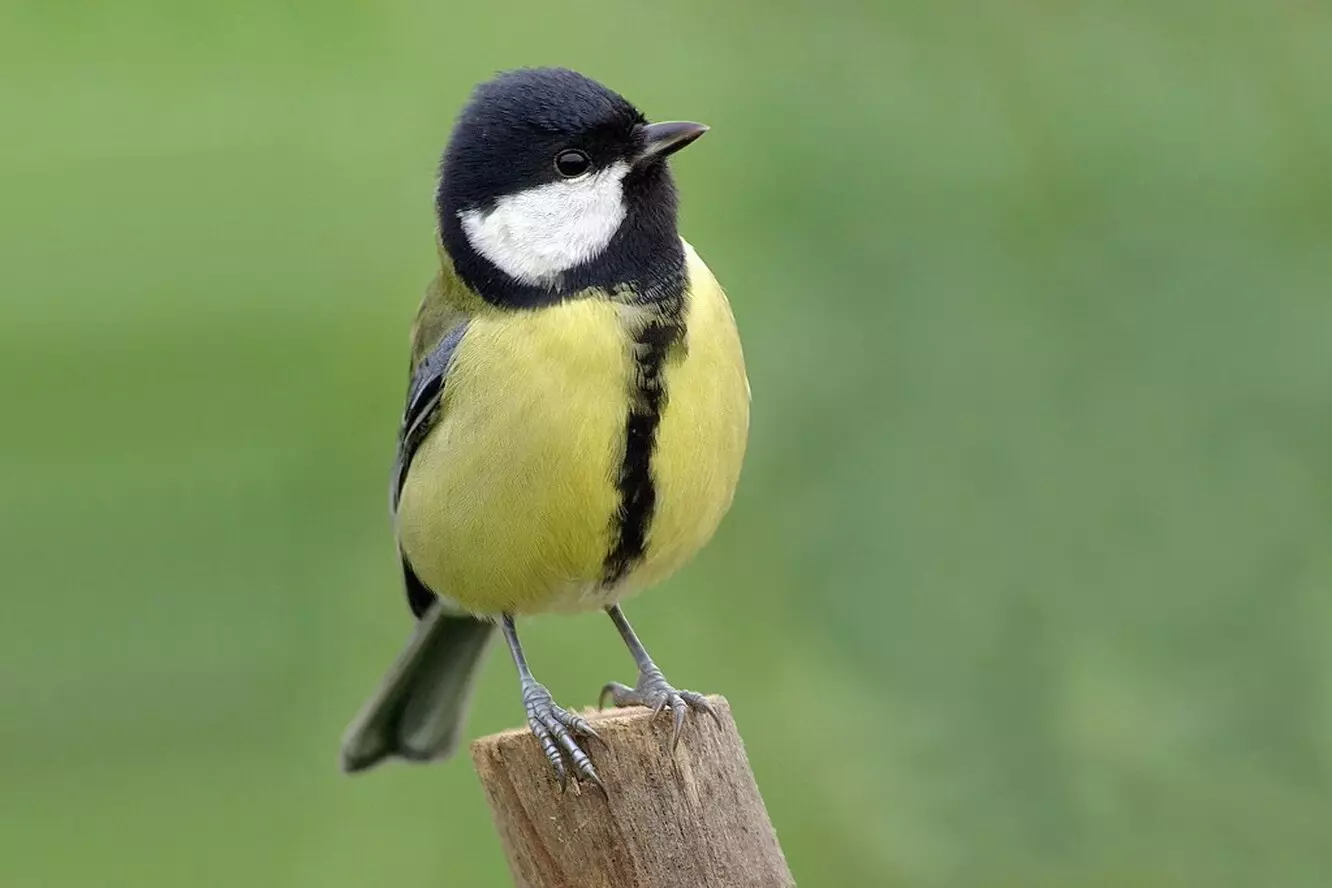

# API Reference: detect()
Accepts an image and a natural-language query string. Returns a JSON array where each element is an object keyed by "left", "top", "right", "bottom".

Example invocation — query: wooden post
[{"left": 471, "top": 696, "right": 795, "bottom": 888}]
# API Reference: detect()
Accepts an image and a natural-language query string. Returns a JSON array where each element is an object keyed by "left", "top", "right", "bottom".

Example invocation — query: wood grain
[{"left": 471, "top": 696, "right": 794, "bottom": 888}]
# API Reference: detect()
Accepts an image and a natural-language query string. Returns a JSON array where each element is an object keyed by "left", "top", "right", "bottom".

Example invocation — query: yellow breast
[
  {"left": 395, "top": 243, "right": 749, "bottom": 615},
  {"left": 396, "top": 296, "right": 628, "bottom": 614}
]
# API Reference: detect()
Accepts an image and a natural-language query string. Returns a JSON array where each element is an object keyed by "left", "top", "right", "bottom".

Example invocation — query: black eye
[{"left": 554, "top": 149, "right": 592, "bottom": 178}]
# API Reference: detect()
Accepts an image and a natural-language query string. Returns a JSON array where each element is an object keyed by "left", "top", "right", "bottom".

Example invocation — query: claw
[
  {"left": 670, "top": 698, "right": 687, "bottom": 750},
  {"left": 522, "top": 681, "right": 601, "bottom": 791},
  {"left": 600, "top": 667, "right": 716, "bottom": 751},
  {"left": 573, "top": 718, "right": 608, "bottom": 749},
  {"left": 578, "top": 762, "right": 607, "bottom": 796},
  {"left": 681, "top": 690, "right": 722, "bottom": 729},
  {"left": 599, "top": 681, "right": 629, "bottom": 711}
]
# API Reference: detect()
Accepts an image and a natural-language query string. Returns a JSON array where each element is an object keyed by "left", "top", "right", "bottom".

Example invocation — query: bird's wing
[
  {"left": 390, "top": 319, "right": 469, "bottom": 617},
  {"left": 389, "top": 255, "right": 478, "bottom": 618},
  {"left": 390, "top": 320, "right": 468, "bottom": 514}
]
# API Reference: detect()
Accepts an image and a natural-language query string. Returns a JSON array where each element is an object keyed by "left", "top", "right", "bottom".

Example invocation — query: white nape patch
[{"left": 459, "top": 161, "right": 630, "bottom": 286}]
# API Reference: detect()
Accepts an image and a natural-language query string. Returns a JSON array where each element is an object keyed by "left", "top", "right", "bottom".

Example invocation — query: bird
[{"left": 340, "top": 67, "right": 750, "bottom": 789}]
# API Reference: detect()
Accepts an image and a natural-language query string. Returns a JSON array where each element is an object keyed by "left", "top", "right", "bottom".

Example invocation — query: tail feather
[{"left": 340, "top": 606, "right": 494, "bottom": 773}]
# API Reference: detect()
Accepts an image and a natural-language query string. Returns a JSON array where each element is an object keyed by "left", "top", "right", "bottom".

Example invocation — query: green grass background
[{"left": 2, "top": 1, "right": 1330, "bottom": 886}]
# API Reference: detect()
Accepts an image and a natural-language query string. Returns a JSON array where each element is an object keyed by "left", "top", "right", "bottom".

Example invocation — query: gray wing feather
[
  {"left": 390, "top": 321, "right": 469, "bottom": 618},
  {"left": 390, "top": 322, "right": 469, "bottom": 513}
]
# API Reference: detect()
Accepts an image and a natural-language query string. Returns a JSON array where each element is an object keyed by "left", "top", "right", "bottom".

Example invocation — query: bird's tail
[{"left": 340, "top": 606, "right": 495, "bottom": 773}]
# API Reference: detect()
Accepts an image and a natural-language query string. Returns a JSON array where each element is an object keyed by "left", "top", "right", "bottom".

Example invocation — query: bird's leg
[
  {"left": 600, "top": 604, "right": 720, "bottom": 750},
  {"left": 499, "top": 613, "right": 603, "bottom": 791}
]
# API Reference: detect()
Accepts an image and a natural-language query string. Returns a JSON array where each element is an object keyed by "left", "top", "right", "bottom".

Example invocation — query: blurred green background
[{"left": 3, "top": 1, "right": 1330, "bottom": 886}]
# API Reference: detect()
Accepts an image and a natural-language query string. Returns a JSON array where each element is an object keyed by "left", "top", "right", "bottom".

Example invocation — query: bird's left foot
[{"left": 600, "top": 666, "right": 720, "bottom": 751}]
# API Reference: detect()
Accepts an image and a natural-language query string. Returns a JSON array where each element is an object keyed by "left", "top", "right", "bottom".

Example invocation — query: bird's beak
[{"left": 634, "top": 121, "right": 709, "bottom": 166}]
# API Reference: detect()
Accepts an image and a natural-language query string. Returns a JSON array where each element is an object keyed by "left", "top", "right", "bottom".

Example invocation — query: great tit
[{"left": 340, "top": 68, "right": 750, "bottom": 788}]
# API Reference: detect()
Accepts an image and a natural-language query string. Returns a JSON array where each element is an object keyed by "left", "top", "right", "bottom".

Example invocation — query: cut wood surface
[{"left": 471, "top": 696, "right": 794, "bottom": 888}]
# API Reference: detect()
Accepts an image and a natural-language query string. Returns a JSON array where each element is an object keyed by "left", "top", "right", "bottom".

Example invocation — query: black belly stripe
[{"left": 603, "top": 295, "right": 686, "bottom": 585}]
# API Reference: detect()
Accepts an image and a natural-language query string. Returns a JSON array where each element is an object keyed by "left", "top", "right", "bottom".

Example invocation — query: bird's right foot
[{"left": 521, "top": 679, "right": 604, "bottom": 792}]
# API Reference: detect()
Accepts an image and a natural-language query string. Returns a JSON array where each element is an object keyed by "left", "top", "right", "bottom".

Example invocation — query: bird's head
[{"left": 436, "top": 67, "right": 707, "bottom": 307}]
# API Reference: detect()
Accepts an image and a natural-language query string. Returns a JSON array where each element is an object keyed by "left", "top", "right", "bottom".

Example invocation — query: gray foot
[
  {"left": 599, "top": 666, "right": 720, "bottom": 751},
  {"left": 522, "top": 680, "right": 603, "bottom": 791}
]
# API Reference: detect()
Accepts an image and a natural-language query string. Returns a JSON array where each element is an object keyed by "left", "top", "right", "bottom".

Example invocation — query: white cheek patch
[{"left": 459, "top": 161, "right": 630, "bottom": 286}]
